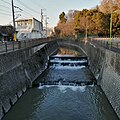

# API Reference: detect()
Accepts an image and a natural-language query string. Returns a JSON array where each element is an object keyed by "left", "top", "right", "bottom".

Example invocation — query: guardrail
[
  {"left": 90, "top": 38, "right": 120, "bottom": 53},
  {"left": 0, "top": 37, "right": 55, "bottom": 54}
]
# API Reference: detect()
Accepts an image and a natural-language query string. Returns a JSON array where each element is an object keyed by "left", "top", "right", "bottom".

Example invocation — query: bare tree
[{"left": 99, "top": 0, "right": 119, "bottom": 13}]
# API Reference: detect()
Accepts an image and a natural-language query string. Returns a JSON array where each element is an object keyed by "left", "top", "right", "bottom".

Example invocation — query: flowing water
[
  {"left": 2, "top": 85, "right": 119, "bottom": 120},
  {"left": 2, "top": 48, "right": 119, "bottom": 120}
]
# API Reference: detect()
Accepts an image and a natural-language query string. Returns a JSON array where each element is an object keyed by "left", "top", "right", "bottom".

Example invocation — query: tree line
[
  {"left": 54, "top": 0, "right": 120, "bottom": 38},
  {"left": 0, "top": 25, "right": 14, "bottom": 41}
]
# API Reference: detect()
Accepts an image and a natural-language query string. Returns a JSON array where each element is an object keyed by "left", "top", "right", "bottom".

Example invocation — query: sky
[{"left": 0, "top": 0, "right": 101, "bottom": 28}]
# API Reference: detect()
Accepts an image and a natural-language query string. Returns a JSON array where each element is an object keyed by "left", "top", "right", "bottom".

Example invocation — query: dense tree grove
[
  {"left": 0, "top": 25, "right": 13, "bottom": 36},
  {"left": 54, "top": 0, "right": 120, "bottom": 38}
]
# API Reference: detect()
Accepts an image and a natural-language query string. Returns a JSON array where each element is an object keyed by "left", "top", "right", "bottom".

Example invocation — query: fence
[
  {"left": 0, "top": 38, "right": 54, "bottom": 54},
  {"left": 90, "top": 38, "right": 120, "bottom": 53}
]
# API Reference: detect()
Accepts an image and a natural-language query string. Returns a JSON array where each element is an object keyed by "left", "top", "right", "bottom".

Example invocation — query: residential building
[{"left": 15, "top": 18, "right": 44, "bottom": 40}]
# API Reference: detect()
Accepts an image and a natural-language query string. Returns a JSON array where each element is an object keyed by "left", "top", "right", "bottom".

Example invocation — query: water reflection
[
  {"left": 57, "top": 48, "right": 81, "bottom": 56},
  {"left": 3, "top": 86, "right": 119, "bottom": 120}
]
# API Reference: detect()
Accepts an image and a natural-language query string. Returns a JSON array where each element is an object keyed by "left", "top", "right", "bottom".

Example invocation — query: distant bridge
[
  {"left": 0, "top": 37, "right": 120, "bottom": 54},
  {"left": 0, "top": 38, "right": 54, "bottom": 53}
]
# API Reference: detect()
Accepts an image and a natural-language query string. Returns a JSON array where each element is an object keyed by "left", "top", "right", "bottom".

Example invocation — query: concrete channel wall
[
  {"left": 82, "top": 42, "right": 120, "bottom": 119},
  {"left": 0, "top": 40, "right": 58, "bottom": 120}
]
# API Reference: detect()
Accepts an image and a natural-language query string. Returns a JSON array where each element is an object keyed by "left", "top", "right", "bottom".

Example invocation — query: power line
[
  {"left": 15, "top": 9, "right": 35, "bottom": 19},
  {"left": 1, "top": 0, "right": 11, "bottom": 5},
  {"left": 15, "top": 0, "right": 40, "bottom": 18},
  {"left": 0, "top": 4, "right": 11, "bottom": 9},
  {"left": 0, "top": 8, "right": 10, "bottom": 13},
  {"left": 0, "top": 7, "right": 23, "bottom": 18},
  {"left": 30, "top": 0, "right": 45, "bottom": 9},
  {"left": 21, "top": 10, "right": 35, "bottom": 17},
  {"left": 0, "top": 0, "right": 23, "bottom": 11},
  {"left": 17, "top": 0, "right": 40, "bottom": 14},
  {"left": 0, "top": 11, "right": 12, "bottom": 16},
  {"left": 19, "top": 14, "right": 28, "bottom": 18},
  {"left": 0, "top": 0, "right": 30, "bottom": 18},
  {"left": 14, "top": 5, "right": 23, "bottom": 11},
  {"left": 1, "top": 0, "right": 46, "bottom": 22}
]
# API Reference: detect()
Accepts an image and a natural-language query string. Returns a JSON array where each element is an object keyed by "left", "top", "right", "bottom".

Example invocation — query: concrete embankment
[
  {"left": 82, "top": 41, "right": 120, "bottom": 119},
  {"left": 0, "top": 40, "right": 58, "bottom": 120}
]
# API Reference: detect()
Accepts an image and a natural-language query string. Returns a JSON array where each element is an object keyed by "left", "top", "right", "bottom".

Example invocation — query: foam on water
[
  {"left": 38, "top": 85, "right": 86, "bottom": 93},
  {"left": 50, "top": 60, "right": 87, "bottom": 63},
  {"left": 52, "top": 65, "right": 86, "bottom": 69},
  {"left": 88, "top": 84, "right": 95, "bottom": 87},
  {"left": 38, "top": 85, "right": 56, "bottom": 89},
  {"left": 58, "top": 85, "right": 86, "bottom": 93},
  {"left": 53, "top": 55, "right": 75, "bottom": 57}
]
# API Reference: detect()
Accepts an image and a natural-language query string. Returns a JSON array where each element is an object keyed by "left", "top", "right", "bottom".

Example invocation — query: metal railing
[
  {"left": 90, "top": 38, "right": 120, "bottom": 53},
  {"left": 0, "top": 37, "right": 55, "bottom": 54}
]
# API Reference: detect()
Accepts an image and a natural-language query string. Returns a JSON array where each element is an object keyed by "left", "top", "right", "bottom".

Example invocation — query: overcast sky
[{"left": 0, "top": 0, "right": 101, "bottom": 27}]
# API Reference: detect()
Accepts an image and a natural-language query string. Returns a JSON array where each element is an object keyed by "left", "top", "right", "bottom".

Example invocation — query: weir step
[
  {"left": 32, "top": 80, "right": 97, "bottom": 88},
  {"left": 49, "top": 56, "right": 88, "bottom": 67},
  {"left": 49, "top": 56, "right": 88, "bottom": 61},
  {"left": 49, "top": 62, "right": 88, "bottom": 67},
  {"left": 33, "top": 55, "right": 96, "bottom": 88}
]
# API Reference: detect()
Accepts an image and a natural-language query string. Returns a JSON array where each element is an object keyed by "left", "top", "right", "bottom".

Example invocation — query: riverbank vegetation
[{"left": 54, "top": 0, "right": 120, "bottom": 38}]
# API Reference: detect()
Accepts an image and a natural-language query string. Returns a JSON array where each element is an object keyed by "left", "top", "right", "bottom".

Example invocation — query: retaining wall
[
  {"left": 83, "top": 42, "right": 120, "bottom": 118},
  {"left": 0, "top": 40, "right": 58, "bottom": 120}
]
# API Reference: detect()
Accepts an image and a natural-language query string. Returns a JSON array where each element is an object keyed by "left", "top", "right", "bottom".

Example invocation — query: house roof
[{"left": 15, "top": 17, "right": 41, "bottom": 23}]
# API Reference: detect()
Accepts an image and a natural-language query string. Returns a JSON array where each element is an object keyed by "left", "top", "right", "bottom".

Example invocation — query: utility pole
[
  {"left": 45, "top": 16, "right": 49, "bottom": 37},
  {"left": 109, "top": 2, "right": 113, "bottom": 45},
  {"left": 41, "top": 9, "right": 46, "bottom": 30},
  {"left": 85, "top": 17, "right": 88, "bottom": 41},
  {"left": 41, "top": 9, "right": 43, "bottom": 30},
  {"left": 12, "top": 0, "right": 16, "bottom": 41}
]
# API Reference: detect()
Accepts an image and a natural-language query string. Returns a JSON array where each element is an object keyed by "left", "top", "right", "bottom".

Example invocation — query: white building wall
[
  {"left": 32, "top": 18, "right": 42, "bottom": 32},
  {"left": 15, "top": 18, "right": 44, "bottom": 40},
  {"left": 16, "top": 18, "right": 42, "bottom": 32}
]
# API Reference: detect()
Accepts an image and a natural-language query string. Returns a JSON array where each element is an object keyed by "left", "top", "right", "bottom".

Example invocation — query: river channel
[{"left": 2, "top": 48, "right": 119, "bottom": 120}]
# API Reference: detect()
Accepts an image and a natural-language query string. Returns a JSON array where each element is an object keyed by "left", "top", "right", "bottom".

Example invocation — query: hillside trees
[
  {"left": 99, "top": 0, "right": 120, "bottom": 13},
  {"left": 99, "top": 0, "right": 120, "bottom": 35},
  {"left": 0, "top": 25, "right": 14, "bottom": 36},
  {"left": 54, "top": 2, "right": 120, "bottom": 38},
  {"left": 59, "top": 12, "right": 67, "bottom": 23},
  {"left": 55, "top": 11, "right": 75, "bottom": 37}
]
